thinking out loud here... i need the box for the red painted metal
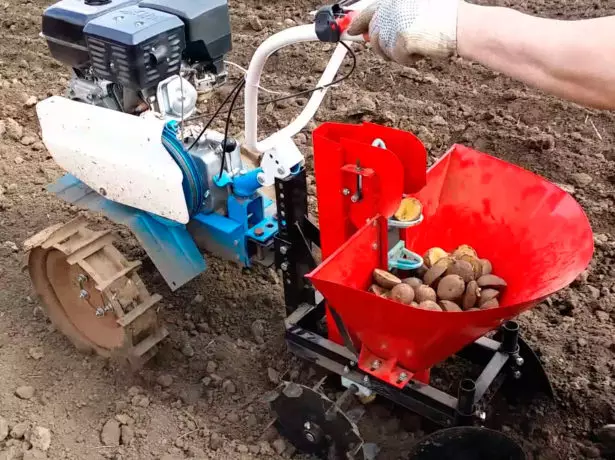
[312,122,427,347]
[309,140,593,386]
[313,122,427,259]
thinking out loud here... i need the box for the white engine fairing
[36,96,190,224]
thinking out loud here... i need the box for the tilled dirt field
[1,0,615,459]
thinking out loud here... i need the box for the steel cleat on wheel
[24,216,167,369]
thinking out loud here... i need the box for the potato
[394,197,422,222]
[402,277,423,290]
[477,274,507,289]
[368,284,389,297]
[415,264,428,279]
[479,288,500,306]
[462,280,480,310]
[418,300,443,311]
[452,244,478,260]
[480,259,493,276]
[446,259,474,283]
[440,300,462,312]
[423,247,448,268]
[390,284,415,305]
[373,269,402,289]
[460,255,483,280]
[437,275,465,301]
[415,285,437,303]
[480,298,499,309]
[423,257,453,286]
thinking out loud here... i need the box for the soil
[1,0,615,459]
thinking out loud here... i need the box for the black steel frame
[273,168,553,429]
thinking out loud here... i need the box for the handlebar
[243,0,376,154]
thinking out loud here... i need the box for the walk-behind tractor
[25,0,594,458]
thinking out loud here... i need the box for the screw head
[371,360,381,370]
[79,289,89,299]
[342,188,350,196]
[277,167,285,175]
[280,262,289,272]
[372,243,378,250]
[304,421,311,430]
[477,410,487,421]
[77,274,88,284]
[343,366,350,374]
[515,356,525,367]
[257,174,266,185]
[280,246,288,255]
[363,375,370,385]
[305,432,316,443]
[95,307,105,317]
[513,370,522,379]
[350,195,359,203]
[398,372,408,382]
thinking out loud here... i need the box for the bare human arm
[348,0,615,110]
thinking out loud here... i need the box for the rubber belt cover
[161,121,204,216]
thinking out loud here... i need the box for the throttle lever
[315,4,355,42]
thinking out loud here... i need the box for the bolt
[280,262,289,272]
[371,360,381,370]
[515,356,525,367]
[95,307,105,317]
[363,375,370,385]
[77,274,88,284]
[343,366,350,374]
[372,243,378,250]
[349,361,355,367]
[280,246,288,255]
[398,372,408,382]
[351,195,359,203]
[304,422,311,430]
[79,289,89,299]
[513,370,522,379]
[257,174,266,185]
[342,188,351,196]
[477,410,487,422]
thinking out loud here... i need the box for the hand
[347,0,462,65]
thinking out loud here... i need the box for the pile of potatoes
[368,244,507,312]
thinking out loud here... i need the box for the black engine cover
[83,5,185,90]
[42,0,137,68]
[139,0,232,70]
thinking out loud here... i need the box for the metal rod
[456,378,476,423]
[501,320,520,354]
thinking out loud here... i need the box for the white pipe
[243,0,377,154]
[244,25,318,153]
[256,41,350,152]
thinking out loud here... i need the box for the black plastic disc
[407,427,526,460]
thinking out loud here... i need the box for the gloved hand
[347,0,462,65]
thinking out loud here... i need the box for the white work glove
[347,0,462,65]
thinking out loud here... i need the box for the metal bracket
[274,169,319,312]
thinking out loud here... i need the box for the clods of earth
[1,0,615,459]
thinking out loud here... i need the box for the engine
[41,0,232,118]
